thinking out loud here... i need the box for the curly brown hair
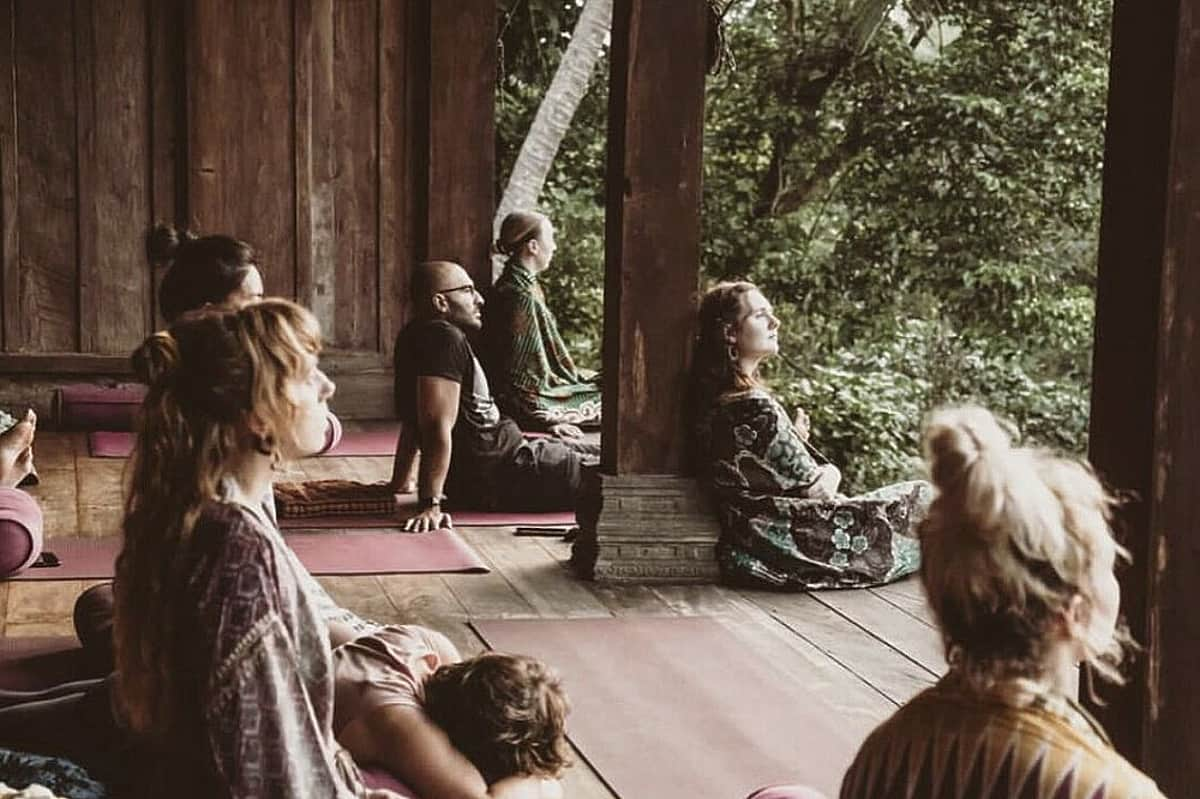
[423,652,570,784]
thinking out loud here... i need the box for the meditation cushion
[55,384,146,431]
[0,488,42,576]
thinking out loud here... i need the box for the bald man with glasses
[390,260,598,532]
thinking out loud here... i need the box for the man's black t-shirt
[393,319,524,494]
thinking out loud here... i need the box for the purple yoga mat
[11,529,487,581]
[473,616,862,799]
[88,428,400,459]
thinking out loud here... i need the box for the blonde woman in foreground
[838,406,1164,798]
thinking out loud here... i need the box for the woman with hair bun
[689,281,928,590]
[839,406,1164,798]
[147,224,263,322]
[485,211,601,437]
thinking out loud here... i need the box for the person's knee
[74,583,116,674]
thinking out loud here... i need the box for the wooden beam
[1088,0,1200,791]
[601,0,707,474]
[0,348,388,376]
[424,0,495,289]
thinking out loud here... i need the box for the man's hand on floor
[402,505,453,533]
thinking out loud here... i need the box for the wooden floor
[8,431,946,797]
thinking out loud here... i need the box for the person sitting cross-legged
[485,211,601,436]
[390,260,598,532]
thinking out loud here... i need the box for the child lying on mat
[336,625,568,799]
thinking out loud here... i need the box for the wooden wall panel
[148,0,186,328]
[0,1,18,352]
[187,0,296,299]
[330,0,379,350]
[14,0,78,352]
[75,0,151,354]
[377,0,417,355]
[426,0,495,288]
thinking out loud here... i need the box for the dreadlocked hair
[114,299,321,735]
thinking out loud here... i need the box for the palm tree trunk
[492,0,613,281]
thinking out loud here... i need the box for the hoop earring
[727,343,739,365]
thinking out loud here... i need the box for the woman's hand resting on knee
[807,464,842,501]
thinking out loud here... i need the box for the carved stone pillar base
[571,473,721,583]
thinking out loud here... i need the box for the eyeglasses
[438,284,479,298]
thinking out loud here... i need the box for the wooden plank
[601,0,707,474]
[748,591,932,708]
[377,0,416,354]
[810,589,946,678]
[448,528,541,620]
[328,0,378,350]
[0,0,17,352]
[425,0,494,288]
[316,574,397,625]
[293,0,332,332]
[375,572,482,657]
[15,0,77,352]
[75,0,150,354]
[75,457,125,536]
[5,579,89,627]
[463,529,611,619]
[187,0,295,298]
[148,0,185,327]
[0,348,387,374]
[870,579,938,630]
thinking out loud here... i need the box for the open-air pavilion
[0,0,1195,795]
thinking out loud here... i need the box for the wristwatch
[417,495,447,511]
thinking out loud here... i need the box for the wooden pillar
[406,0,496,290]
[574,0,720,582]
[1087,0,1200,791]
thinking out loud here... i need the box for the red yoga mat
[473,616,864,799]
[11,529,487,581]
[88,429,400,458]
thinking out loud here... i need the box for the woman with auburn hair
[689,281,928,590]
[486,210,601,437]
[839,406,1164,798]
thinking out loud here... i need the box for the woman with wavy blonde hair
[110,300,401,798]
[839,406,1164,798]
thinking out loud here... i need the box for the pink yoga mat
[280,509,576,530]
[473,616,862,799]
[88,429,400,458]
[12,529,487,581]
[0,636,91,691]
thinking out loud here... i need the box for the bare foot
[0,409,36,488]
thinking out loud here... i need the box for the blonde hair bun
[922,406,1013,492]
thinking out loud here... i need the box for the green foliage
[496,0,1112,478]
